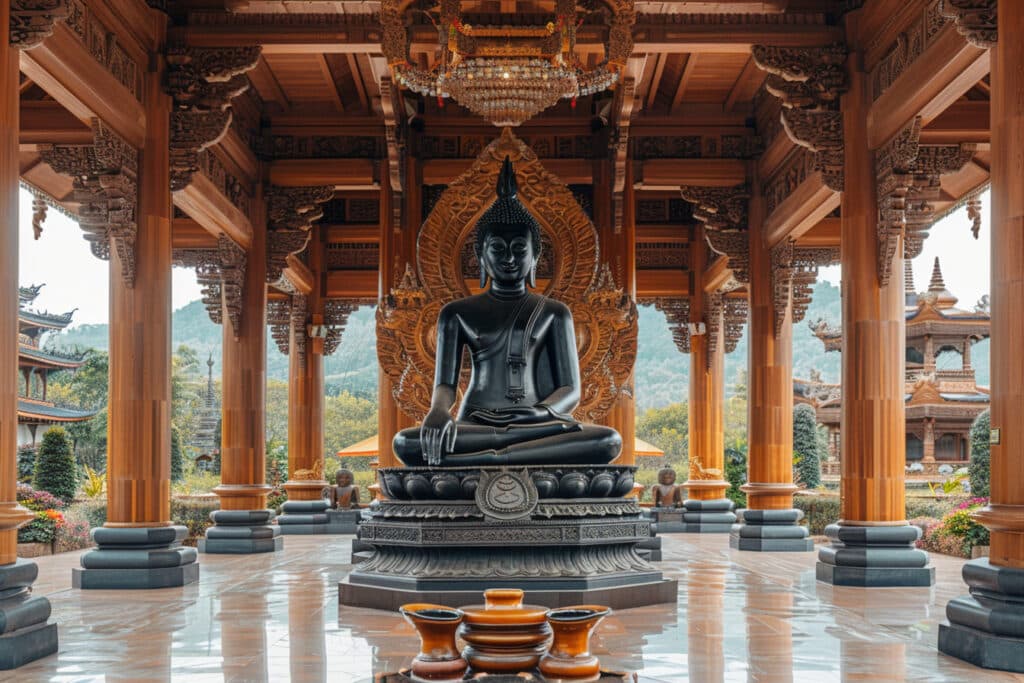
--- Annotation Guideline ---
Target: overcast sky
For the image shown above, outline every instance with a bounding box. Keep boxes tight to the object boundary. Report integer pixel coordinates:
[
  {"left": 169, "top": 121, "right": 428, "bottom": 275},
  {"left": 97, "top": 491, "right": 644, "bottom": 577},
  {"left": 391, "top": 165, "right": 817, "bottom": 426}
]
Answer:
[{"left": 17, "top": 187, "right": 992, "bottom": 326}]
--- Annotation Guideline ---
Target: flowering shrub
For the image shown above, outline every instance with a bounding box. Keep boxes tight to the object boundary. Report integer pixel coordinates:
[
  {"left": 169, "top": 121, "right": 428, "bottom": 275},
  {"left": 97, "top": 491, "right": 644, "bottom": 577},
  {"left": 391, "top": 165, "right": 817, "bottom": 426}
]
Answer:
[
  {"left": 54, "top": 518, "right": 92, "bottom": 553},
  {"left": 17, "top": 482, "right": 67, "bottom": 511},
  {"left": 916, "top": 498, "right": 990, "bottom": 558},
  {"left": 18, "top": 509, "right": 63, "bottom": 544}
]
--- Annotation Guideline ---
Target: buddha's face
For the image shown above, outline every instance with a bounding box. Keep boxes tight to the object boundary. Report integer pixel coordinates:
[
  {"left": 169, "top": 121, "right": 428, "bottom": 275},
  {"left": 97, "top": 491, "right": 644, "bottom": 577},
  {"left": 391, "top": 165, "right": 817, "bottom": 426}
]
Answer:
[
  {"left": 479, "top": 223, "right": 537, "bottom": 287},
  {"left": 337, "top": 470, "right": 352, "bottom": 487},
  {"left": 659, "top": 469, "right": 675, "bottom": 485}
]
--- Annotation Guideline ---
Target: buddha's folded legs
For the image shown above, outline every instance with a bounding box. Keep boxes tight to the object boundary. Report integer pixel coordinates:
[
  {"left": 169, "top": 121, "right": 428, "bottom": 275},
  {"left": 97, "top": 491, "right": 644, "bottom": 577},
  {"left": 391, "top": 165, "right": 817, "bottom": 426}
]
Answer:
[{"left": 392, "top": 423, "right": 620, "bottom": 467}]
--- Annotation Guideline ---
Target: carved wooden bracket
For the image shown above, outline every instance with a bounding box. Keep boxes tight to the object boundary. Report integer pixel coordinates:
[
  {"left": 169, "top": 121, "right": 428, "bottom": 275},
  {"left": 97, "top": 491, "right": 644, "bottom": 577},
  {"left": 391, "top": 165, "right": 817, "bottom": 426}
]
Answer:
[
  {"left": 39, "top": 118, "right": 139, "bottom": 287},
  {"left": 165, "top": 46, "right": 261, "bottom": 192},
  {"left": 781, "top": 109, "right": 844, "bottom": 192},
  {"left": 751, "top": 44, "right": 848, "bottom": 109},
  {"left": 652, "top": 298, "right": 691, "bottom": 354},
  {"left": 265, "top": 185, "right": 334, "bottom": 292},
  {"left": 266, "top": 229, "right": 311, "bottom": 293},
  {"left": 173, "top": 235, "right": 247, "bottom": 340},
  {"left": 323, "top": 299, "right": 366, "bottom": 356},
  {"left": 875, "top": 117, "right": 976, "bottom": 283},
  {"left": 10, "top": 0, "right": 68, "bottom": 49},
  {"left": 939, "top": 0, "right": 997, "bottom": 48},
  {"left": 722, "top": 296, "right": 747, "bottom": 355},
  {"left": 771, "top": 241, "right": 839, "bottom": 338}
]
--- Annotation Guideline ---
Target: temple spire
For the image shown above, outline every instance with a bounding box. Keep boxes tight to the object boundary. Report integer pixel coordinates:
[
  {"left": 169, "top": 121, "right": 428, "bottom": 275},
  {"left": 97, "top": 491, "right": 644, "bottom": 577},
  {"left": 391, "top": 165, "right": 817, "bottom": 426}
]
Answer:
[{"left": 928, "top": 257, "right": 946, "bottom": 292}]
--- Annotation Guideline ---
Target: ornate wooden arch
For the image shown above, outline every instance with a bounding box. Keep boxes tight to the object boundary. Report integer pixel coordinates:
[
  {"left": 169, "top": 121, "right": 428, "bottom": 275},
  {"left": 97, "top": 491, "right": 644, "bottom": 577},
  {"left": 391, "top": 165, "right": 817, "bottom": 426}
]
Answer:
[{"left": 378, "top": 128, "right": 637, "bottom": 423}]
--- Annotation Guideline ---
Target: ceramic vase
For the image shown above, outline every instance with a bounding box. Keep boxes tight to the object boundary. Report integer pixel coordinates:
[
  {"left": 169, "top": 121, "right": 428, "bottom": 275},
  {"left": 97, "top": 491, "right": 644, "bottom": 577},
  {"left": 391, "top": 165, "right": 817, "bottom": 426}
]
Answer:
[
  {"left": 458, "top": 588, "right": 553, "bottom": 673},
  {"left": 399, "top": 603, "right": 468, "bottom": 681},
  {"left": 538, "top": 605, "right": 611, "bottom": 681}
]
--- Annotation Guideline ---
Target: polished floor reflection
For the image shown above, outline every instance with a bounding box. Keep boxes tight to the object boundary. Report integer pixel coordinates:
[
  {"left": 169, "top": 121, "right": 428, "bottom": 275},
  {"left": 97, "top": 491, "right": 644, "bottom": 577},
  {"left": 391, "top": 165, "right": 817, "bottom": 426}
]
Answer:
[{"left": 11, "top": 534, "right": 1020, "bottom": 681}]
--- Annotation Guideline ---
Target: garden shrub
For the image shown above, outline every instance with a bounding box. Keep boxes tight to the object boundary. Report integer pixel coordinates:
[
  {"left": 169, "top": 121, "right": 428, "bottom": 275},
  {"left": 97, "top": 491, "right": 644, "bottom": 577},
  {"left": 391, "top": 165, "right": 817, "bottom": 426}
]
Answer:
[
  {"left": 792, "top": 404, "right": 822, "bottom": 489},
  {"left": 17, "top": 446, "right": 36, "bottom": 482},
  {"left": 33, "top": 427, "right": 77, "bottom": 502},
  {"left": 172, "top": 498, "right": 220, "bottom": 546},
  {"left": 725, "top": 448, "right": 747, "bottom": 508},
  {"left": 969, "top": 409, "right": 991, "bottom": 497},
  {"left": 793, "top": 495, "right": 841, "bottom": 535}
]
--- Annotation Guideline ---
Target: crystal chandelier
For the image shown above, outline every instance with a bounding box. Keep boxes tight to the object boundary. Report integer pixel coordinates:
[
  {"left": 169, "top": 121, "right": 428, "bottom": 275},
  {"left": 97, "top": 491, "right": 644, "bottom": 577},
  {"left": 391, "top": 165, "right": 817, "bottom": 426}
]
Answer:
[{"left": 382, "top": 0, "right": 635, "bottom": 127}]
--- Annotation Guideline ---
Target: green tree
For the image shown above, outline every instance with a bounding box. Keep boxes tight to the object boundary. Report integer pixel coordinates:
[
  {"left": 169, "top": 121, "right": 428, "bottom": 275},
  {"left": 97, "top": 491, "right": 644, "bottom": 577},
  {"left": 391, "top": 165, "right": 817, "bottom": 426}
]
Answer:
[
  {"left": 170, "top": 424, "right": 185, "bottom": 483},
  {"left": 33, "top": 427, "right": 77, "bottom": 503},
  {"left": 969, "top": 408, "right": 991, "bottom": 498},
  {"left": 792, "top": 403, "right": 821, "bottom": 489},
  {"left": 636, "top": 402, "right": 689, "bottom": 470}
]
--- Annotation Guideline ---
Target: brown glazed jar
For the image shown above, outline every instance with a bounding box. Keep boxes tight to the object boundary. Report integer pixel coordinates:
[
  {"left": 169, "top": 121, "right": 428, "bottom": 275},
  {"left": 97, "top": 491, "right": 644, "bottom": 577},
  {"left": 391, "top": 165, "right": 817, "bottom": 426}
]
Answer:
[
  {"left": 399, "top": 603, "right": 469, "bottom": 681},
  {"left": 538, "top": 605, "right": 611, "bottom": 681},
  {"left": 458, "top": 588, "right": 553, "bottom": 673}
]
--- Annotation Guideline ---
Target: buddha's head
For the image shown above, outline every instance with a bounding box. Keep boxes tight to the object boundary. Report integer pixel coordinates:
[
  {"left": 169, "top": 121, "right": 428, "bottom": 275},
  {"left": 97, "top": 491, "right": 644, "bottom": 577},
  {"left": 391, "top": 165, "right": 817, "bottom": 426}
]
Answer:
[
  {"left": 475, "top": 156, "right": 542, "bottom": 289},
  {"left": 336, "top": 468, "right": 353, "bottom": 487},
  {"left": 658, "top": 467, "right": 676, "bottom": 486}
]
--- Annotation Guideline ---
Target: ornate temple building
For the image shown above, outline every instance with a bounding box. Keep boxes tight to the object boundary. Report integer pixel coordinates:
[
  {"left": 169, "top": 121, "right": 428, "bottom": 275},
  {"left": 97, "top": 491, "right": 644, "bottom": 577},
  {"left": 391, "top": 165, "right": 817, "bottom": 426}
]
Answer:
[
  {"left": 16, "top": 284, "right": 94, "bottom": 447},
  {"left": 1, "top": 0, "right": 1023, "bottom": 677},
  {"left": 798, "top": 257, "right": 991, "bottom": 476}
]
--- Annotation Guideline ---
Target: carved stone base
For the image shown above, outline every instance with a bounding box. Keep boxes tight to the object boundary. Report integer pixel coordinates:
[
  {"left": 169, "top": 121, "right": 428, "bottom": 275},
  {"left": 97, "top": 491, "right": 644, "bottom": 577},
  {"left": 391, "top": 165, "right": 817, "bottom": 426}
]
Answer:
[
  {"left": 816, "top": 524, "right": 934, "bottom": 587},
  {"left": 683, "top": 498, "right": 737, "bottom": 533},
  {"left": 199, "top": 509, "right": 282, "bottom": 554},
  {"left": 343, "top": 465, "right": 676, "bottom": 611},
  {"left": 938, "top": 558, "right": 1024, "bottom": 672},
  {"left": 0, "top": 560, "right": 58, "bottom": 669},
  {"left": 72, "top": 526, "right": 199, "bottom": 589},
  {"left": 730, "top": 509, "right": 814, "bottom": 552}
]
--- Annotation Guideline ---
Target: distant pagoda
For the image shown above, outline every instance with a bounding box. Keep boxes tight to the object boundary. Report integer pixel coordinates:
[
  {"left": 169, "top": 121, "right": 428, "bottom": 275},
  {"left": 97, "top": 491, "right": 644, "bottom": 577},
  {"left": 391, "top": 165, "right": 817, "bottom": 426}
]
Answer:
[
  {"left": 190, "top": 354, "right": 219, "bottom": 468},
  {"left": 17, "top": 284, "right": 96, "bottom": 447},
  {"left": 797, "top": 258, "right": 990, "bottom": 477}
]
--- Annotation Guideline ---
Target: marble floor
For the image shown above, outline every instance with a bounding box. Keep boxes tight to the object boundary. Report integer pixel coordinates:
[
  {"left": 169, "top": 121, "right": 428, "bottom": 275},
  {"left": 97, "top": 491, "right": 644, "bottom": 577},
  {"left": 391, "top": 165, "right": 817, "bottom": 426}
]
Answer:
[{"left": 9, "top": 533, "right": 1023, "bottom": 682}]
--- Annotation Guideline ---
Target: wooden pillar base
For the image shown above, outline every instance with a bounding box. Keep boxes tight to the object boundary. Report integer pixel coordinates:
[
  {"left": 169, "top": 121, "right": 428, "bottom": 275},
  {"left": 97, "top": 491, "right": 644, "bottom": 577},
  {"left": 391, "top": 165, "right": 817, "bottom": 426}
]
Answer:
[
  {"left": 283, "top": 480, "right": 328, "bottom": 502},
  {"left": 212, "top": 484, "right": 273, "bottom": 512}
]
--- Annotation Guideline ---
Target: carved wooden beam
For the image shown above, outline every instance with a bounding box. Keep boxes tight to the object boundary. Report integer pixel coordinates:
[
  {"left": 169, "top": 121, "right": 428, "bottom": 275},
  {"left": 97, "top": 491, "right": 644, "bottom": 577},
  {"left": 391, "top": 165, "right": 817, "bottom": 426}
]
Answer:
[
  {"left": 939, "top": 0, "right": 997, "bottom": 48},
  {"left": 172, "top": 235, "right": 247, "bottom": 340},
  {"left": 39, "top": 118, "right": 139, "bottom": 286},
  {"left": 165, "top": 46, "right": 261, "bottom": 192},
  {"left": 10, "top": 0, "right": 69, "bottom": 49}
]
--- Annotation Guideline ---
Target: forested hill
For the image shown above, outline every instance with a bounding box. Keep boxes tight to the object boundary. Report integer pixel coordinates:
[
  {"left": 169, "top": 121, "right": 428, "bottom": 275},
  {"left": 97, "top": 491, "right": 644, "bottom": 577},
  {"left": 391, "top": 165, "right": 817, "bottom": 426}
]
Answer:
[{"left": 52, "top": 279, "right": 989, "bottom": 411}]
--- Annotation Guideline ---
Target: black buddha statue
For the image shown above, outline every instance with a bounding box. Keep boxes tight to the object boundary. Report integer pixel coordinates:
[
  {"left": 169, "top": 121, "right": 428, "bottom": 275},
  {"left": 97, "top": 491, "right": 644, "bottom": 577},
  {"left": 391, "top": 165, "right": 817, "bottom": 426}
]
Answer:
[{"left": 393, "top": 157, "right": 622, "bottom": 468}]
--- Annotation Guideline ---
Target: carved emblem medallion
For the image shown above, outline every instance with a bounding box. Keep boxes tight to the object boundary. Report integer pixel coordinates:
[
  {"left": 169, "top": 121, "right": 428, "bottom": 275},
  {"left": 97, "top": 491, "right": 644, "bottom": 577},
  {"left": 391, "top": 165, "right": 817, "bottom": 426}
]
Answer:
[{"left": 475, "top": 469, "right": 539, "bottom": 522}]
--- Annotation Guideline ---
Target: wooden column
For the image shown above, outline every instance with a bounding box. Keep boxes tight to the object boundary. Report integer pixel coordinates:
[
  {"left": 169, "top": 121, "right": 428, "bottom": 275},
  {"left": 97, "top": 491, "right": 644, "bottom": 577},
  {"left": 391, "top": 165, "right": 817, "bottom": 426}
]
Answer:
[
  {"left": 744, "top": 180, "right": 797, "bottom": 512},
  {"left": 595, "top": 158, "right": 637, "bottom": 465},
  {"left": 687, "top": 226, "right": 726, "bottom": 501},
  {"left": 837, "top": 63, "right": 906, "bottom": 528},
  {"left": 106, "top": 63, "right": 173, "bottom": 527},
  {"left": 376, "top": 174, "right": 414, "bottom": 467},
  {"left": 285, "top": 227, "right": 326, "bottom": 500},
  {"left": 215, "top": 187, "right": 269, "bottom": 511},
  {"left": 979, "top": 0, "right": 1024, "bottom": 569},
  {"left": 0, "top": 9, "right": 32, "bottom": 564}
]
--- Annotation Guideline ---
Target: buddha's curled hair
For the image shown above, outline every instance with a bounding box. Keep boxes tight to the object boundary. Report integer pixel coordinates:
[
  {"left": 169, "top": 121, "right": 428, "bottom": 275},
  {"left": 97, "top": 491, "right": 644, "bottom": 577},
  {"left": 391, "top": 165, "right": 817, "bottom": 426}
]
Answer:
[{"left": 474, "top": 156, "right": 543, "bottom": 258}]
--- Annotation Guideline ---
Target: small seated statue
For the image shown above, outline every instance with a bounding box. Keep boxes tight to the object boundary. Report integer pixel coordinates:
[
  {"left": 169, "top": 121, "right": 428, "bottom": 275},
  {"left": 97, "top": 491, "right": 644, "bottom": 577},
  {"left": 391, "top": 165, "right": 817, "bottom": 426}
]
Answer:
[
  {"left": 393, "top": 157, "right": 622, "bottom": 467},
  {"left": 322, "top": 468, "right": 360, "bottom": 509},
  {"left": 652, "top": 467, "right": 683, "bottom": 508}
]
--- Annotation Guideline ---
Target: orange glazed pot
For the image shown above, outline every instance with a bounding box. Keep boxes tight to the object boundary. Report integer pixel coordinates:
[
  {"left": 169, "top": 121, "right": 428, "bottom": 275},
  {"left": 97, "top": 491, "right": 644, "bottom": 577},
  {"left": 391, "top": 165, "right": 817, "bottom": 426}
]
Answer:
[
  {"left": 399, "top": 603, "right": 468, "bottom": 681},
  {"left": 458, "top": 588, "right": 553, "bottom": 673},
  {"left": 538, "top": 605, "right": 611, "bottom": 682}
]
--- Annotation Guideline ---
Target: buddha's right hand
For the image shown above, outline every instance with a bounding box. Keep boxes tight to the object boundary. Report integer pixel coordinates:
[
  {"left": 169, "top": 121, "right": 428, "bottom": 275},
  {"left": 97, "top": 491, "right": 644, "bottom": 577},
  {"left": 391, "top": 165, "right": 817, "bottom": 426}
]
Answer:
[{"left": 421, "top": 409, "right": 457, "bottom": 466}]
